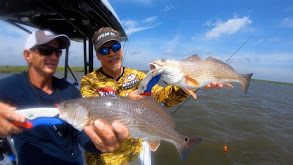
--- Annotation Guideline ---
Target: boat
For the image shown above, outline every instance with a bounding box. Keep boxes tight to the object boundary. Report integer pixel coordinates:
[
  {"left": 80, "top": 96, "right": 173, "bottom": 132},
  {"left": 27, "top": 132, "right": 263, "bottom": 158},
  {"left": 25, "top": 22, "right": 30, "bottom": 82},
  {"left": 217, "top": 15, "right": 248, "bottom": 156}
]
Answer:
[
  {"left": 0, "top": 0, "right": 127, "bottom": 82},
  {"left": 0, "top": 0, "right": 151, "bottom": 164}
]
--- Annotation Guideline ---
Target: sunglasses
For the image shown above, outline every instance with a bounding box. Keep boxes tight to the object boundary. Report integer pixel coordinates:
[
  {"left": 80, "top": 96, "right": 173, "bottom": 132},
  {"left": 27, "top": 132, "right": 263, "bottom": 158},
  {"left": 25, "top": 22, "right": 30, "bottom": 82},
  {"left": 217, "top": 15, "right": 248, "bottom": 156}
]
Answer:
[
  {"left": 97, "top": 43, "right": 121, "bottom": 56},
  {"left": 31, "top": 45, "right": 62, "bottom": 57}
]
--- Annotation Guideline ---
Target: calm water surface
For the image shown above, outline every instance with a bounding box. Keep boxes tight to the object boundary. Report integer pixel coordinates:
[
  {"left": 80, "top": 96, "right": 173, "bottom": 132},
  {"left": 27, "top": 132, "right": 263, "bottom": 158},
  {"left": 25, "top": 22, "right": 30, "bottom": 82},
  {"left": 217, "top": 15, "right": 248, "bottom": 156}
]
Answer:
[{"left": 1, "top": 72, "right": 293, "bottom": 165}]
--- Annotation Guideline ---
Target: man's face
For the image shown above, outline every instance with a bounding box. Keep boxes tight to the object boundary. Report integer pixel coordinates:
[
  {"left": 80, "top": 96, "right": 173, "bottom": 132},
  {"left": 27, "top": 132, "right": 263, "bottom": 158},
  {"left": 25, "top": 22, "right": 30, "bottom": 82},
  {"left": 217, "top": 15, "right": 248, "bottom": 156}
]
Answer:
[
  {"left": 96, "top": 40, "right": 123, "bottom": 72},
  {"left": 29, "top": 39, "right": 61, "bottom": 76}
]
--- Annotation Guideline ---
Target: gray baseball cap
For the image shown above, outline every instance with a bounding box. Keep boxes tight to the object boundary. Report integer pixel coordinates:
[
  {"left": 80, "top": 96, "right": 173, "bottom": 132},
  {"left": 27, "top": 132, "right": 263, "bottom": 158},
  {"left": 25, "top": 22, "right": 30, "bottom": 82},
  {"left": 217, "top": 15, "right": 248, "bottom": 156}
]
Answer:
[{"left": 24, "top": 29, "right": 70, "bottom": 49}]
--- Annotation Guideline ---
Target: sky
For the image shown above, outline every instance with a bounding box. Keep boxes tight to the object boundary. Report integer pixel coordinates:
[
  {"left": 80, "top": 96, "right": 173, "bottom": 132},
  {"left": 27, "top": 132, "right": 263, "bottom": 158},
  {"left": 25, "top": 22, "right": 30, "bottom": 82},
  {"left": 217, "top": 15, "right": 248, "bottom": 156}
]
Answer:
[{"left": 0, "top": 0, "right": 293, "bottom": 83}]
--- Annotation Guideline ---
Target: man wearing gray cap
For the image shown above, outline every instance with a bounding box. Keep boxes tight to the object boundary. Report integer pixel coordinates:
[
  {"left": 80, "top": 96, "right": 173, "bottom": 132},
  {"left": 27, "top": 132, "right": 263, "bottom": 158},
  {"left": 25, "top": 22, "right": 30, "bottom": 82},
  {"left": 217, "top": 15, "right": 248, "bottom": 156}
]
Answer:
[{"left": 0, "top": 29, "right": 129, "bottom": 165}]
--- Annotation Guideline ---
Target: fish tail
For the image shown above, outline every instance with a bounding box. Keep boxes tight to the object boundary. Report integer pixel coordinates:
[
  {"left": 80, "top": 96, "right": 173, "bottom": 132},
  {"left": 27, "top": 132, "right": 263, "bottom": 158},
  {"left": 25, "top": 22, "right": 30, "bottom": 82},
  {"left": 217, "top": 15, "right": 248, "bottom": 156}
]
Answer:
[
  {"left": 176, "top": 136, "right": 203, "bottom": 161},
  {"left": 241, "top": 73, "right": 253, "bottom": 94}
]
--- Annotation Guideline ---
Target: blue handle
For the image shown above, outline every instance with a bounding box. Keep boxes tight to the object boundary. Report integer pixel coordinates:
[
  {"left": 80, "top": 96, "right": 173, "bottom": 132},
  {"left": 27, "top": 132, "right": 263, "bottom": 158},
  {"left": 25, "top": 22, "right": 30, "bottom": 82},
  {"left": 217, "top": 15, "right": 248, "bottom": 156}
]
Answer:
[
  {"left": 144, "top": 74, "right": 161, "bottom": 93},
  {"left": 28, "top": 117, "right": 64, "bottom": 127}
]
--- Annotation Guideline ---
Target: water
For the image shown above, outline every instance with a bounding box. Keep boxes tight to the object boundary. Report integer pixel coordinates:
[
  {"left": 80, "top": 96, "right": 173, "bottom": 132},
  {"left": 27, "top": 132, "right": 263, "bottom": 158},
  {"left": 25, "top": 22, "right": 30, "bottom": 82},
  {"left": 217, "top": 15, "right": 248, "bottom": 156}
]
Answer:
[
  {"left": 1, "top": 72, "right": 293, "bottom": 165},
  {"left": 156, "top": 81, "right": 293, "bottom": 165}
]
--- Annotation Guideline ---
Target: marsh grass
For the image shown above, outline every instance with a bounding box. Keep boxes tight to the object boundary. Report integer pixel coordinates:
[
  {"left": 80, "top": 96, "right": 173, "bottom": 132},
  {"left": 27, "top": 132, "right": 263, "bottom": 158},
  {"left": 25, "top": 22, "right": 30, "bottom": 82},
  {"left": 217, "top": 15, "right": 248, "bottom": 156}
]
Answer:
[
  {"left": 251, "top": 79, "right": 293, "bottom": 86},
  {"left": 0, "top": 65, "right": 85, "bottom": 73}
]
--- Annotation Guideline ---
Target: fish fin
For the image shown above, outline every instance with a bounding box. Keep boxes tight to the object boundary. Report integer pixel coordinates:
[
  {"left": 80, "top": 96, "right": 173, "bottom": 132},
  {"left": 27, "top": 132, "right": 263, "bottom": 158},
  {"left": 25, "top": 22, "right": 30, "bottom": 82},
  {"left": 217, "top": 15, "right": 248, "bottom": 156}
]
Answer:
[
  {"left": 146, "top": 140, "right": 161, "bottom": 152},
  {"left": 135, "top": 96, "right": 175, "bottom": 128},
  {"left": 205, "top": 57, "right": 235, "bottom": 71},
  {"left": 241, "top": 73, "right": 253, "bottom": 94},
  {"left": 182, "top": 88, "right": 197, "bottom": 99},
  {"left": 205, "top": 56, "right": 225, "bottom": 64},
  {"left": 224, "top": 84, "right": 233, "bottom": 88},
  {"left": 176, "top": 136, "right": 203, "bottom": 161},
  {"left": 186, "top": 54, "right": 200, "bottom": 61},
  {"left": 185, "top": 76, "right": 200, "bottom": 87}
]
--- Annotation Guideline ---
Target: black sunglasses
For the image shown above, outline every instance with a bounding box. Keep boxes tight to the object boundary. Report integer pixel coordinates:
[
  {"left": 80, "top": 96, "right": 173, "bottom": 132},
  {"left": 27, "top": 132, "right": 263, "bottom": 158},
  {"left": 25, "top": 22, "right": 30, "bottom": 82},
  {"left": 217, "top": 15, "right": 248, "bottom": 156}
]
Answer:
[
  {"left": 31, "top": 45, "right": 62, "bottom": 57},
  {"left": 97, "top": 43, "right": 121, "bottom": 56}
]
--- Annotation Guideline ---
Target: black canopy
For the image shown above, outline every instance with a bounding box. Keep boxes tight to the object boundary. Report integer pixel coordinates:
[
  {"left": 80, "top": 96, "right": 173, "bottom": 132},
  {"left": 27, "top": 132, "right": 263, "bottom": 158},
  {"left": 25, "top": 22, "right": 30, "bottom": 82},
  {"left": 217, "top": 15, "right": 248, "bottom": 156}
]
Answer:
[
  {"left": 0, "top": 0, "right": 127, "bottom": 76},
  {"left": 0, "top": 0, "right": 127, "bottom": 40}
]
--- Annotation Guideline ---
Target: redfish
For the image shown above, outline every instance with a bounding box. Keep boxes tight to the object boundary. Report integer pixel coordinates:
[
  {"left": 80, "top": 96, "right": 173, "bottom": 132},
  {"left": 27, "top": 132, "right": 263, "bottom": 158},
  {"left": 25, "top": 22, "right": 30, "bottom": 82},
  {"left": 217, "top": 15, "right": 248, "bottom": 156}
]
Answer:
[
  {"left": 58, "top": 95, "right": 202, "bottom": 161},
  {"left": 149, "top": 54, "right": 253, "bottom": 99}
]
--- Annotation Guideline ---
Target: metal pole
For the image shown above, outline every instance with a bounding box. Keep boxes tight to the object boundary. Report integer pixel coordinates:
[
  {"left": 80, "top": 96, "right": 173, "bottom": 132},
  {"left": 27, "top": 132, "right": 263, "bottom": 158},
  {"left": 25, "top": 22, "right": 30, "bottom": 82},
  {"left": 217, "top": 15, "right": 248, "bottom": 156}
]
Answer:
[
  {"left": 83, "top": 37, "right": 88, "bottom": 75},
  {"left": 63, "top": 47, "right": 69, "bottom": 80},
  {"left": 89, "top": 39, "right": 94, "bottom": 72}
]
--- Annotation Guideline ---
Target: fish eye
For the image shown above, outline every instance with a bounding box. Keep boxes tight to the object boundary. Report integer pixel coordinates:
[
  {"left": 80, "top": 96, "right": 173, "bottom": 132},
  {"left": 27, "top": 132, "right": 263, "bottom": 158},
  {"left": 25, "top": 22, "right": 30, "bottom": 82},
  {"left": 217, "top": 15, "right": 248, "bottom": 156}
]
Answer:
[{"left": 63, "top": 103, "right": 67, "bottom": 108}]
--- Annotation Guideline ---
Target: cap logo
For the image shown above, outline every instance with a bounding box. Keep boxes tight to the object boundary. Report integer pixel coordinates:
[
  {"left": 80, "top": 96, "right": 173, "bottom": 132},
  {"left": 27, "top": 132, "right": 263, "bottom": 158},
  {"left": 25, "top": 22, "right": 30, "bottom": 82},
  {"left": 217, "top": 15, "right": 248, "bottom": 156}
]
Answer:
[{"left": 97, "top": 32, "right": 116, "bottom": 41}]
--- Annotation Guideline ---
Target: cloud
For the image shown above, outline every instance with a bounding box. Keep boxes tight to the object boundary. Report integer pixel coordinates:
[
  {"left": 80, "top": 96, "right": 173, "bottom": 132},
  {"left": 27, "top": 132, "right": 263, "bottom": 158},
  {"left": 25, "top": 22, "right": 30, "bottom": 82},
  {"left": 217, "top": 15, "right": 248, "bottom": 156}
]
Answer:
[
  {"left": 166, "top": 34, "right": 179, "bottom": 46},
  {"left": 112, "top": 0, "right": 152, "bottom": 5},
  {"left": 137, "top": 0, "right": 152, "bottom": 4},
  {"left": 227, "top": 57, "right": 260, "bottom": 64},
  {"left": 162, "top": 3, "right": 175, "bottom": 13},
  {"left": 227, "top": 52, "right": 293, "bottom": 66},
  {"left": 183, "top": 48, "right": 197, "bottom": 55},
  {"left": 127, "top": 23, "right": 161, "bottom": 35},
  {"left": 163, "top": 49, "right": 177, "bottom": 55},
  {"left": 127, "top": 48, "right": 141, "bottom": 55},
  {"left": 268, "top": 37, "right": 280, "bottom": 42},
  {"left": 285, "top": 6, "right": 293, "bottom": 12},
  {"left": 257, "top": 39, "right": 264, "bottom": 44},
  {"left": 282, "top": 17, "right": 293, "bottom": 27},
  {"left": 122, "top": 47, "right": 158, "bottom": 70},
  {"left": 122, "top": 20, "right": 134, "bottom": 27},
  {"left": 143, "top": 16, "right": 158, "bottom": 24},
  {"left": 205, "top": 16, "right": 252, "bottom": 39},
  {"left": 122, "top": 17, "right": 161, "bottom": 36},
  {"left": 203, "top": 20, "right": 212, "bottom": 26},
  {"left": 256, "top": 37, "right": 280, "bottom": 45},
  {"left": 234, "top": 64, "right": 293, "bottom": 83}
]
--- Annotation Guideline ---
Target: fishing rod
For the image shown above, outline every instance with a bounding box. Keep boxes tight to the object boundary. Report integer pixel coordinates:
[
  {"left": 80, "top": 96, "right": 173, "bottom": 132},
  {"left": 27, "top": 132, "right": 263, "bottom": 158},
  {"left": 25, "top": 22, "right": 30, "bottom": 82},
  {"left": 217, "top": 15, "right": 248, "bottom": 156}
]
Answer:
[
  {"left": 225, "top": 36, "right": 253, "bottom": 63},
  {"left": 122, "top": 18, "right": 134, "bottom": 59},
  {"left": 171, "top": 95, "right": 192, "bottom": 115},
  {"left": 171, "top": 36, "right": 253, "bottom": 115}
]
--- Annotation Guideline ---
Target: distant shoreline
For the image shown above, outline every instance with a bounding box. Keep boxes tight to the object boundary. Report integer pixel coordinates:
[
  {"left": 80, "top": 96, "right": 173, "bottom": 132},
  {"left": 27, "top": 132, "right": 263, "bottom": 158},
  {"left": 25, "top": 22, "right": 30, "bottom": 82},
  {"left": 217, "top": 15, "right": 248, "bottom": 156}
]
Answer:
[
  {"left": 1, "top": 65, "right": 292, "bottom": 86},
  {"left": 250, "top": 79, "right": 293, "bottom": 86},
  {"left": 0, "top": 65, "right": 85, "bottom": 73}
]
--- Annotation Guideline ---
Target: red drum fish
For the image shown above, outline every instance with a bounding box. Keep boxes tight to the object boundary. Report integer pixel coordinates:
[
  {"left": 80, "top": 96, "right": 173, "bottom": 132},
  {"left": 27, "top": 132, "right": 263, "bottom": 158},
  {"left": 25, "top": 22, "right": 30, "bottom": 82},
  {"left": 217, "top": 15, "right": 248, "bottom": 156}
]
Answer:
[
  {"left": 149, "top": 54, "right": 253, "bottom": 99},
  {"left": 58, "top": 95, "right": 202, "bottom": 161}
]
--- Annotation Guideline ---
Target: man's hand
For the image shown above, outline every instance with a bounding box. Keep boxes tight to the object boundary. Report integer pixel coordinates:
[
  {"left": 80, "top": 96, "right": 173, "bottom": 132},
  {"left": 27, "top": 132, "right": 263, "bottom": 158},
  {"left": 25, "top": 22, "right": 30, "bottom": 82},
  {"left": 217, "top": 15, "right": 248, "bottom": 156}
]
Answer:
[
  {"left": 127, "top": 90, "right": 143, "bottom": 100},
  {"left": 0, "top": 102, "right": 26, "bottom": 138},
  {"left": 203, "top": 82, "right": 224, "bottom": 89},
  {"left": 83, "top": 120, "right": 129, "bottom": 153}
]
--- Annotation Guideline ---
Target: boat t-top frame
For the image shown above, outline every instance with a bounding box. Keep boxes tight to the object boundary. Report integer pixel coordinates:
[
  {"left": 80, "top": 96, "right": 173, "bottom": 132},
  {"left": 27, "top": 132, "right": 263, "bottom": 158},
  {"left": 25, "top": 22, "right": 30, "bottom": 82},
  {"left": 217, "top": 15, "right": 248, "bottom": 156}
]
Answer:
[{"left": 0, "top": 0, "right": 127, "bottom": 82}]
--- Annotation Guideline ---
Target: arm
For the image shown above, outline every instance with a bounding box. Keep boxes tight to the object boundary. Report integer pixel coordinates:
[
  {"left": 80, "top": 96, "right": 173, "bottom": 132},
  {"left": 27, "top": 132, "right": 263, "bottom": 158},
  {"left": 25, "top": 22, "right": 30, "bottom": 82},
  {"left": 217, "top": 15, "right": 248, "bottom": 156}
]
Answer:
[
  {"left": 0, "top": 102, "right": 25, "bottom": 138},
  {"left": 151, "top": 85, "right": 188, "bottom": 107}
]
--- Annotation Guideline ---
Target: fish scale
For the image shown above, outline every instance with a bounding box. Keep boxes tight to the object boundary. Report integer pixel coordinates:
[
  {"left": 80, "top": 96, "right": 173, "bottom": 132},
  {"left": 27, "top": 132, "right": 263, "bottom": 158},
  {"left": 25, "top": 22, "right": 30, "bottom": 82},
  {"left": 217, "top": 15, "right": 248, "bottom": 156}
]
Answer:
[
  {"left": 58, "top": 95, "right": 203, "bottom": 161},
  {"left": 181, "top": 58, "right": 241, "bottom": 84}
]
